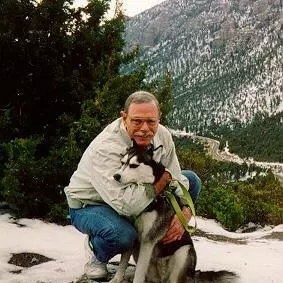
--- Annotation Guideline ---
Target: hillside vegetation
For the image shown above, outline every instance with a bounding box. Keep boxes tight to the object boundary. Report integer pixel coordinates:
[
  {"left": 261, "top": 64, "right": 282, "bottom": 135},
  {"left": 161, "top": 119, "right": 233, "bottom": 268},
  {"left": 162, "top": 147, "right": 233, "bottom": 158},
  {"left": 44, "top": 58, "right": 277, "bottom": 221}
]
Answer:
[
  {"left": 215, "top": 112, "right": 283, "bottom": 162},
  {"left": 124, "top": 0, "right": 283, "bottom": 162},
  {"left": 174, "top": 136, "right": 283, "bottom": 231}
]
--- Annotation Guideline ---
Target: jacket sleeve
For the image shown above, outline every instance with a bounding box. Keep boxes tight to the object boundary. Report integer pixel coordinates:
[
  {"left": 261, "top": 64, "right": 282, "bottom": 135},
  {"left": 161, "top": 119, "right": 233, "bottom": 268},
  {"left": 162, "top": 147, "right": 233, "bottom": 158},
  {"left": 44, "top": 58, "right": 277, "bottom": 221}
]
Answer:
[
  {"left": 89, "top": 148, "right": 156, "bottom": 217},
  {"left": 160, "top": 132, "right": 190, "bottom": 194}
]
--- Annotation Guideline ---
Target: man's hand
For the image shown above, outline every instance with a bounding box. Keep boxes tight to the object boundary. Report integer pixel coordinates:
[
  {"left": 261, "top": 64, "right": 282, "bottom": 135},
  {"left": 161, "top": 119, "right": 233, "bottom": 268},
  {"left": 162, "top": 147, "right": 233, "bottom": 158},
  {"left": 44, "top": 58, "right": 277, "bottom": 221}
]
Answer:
[
  {"left": 154, "top": 171, "right": 172, "bottom": 195},
  {"left": 161, "top": 206, "right": 192, "bottom": 244}
]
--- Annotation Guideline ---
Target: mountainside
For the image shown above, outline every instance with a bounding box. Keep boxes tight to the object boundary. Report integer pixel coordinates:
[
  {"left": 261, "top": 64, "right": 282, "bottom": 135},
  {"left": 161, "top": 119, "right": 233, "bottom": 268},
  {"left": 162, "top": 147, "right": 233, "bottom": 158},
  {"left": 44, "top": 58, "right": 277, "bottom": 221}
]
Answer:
[{"left": 124, "top": 0, "right": 283, "bottom": 133}]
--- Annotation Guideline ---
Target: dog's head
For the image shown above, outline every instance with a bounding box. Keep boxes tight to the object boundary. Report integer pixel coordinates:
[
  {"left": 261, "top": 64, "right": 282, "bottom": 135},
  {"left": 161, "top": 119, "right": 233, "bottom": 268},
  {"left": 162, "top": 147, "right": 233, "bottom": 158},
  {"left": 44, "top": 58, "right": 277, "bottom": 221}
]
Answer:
[{"left": 114, "top": 145, "right": 165, "bottom": 184}]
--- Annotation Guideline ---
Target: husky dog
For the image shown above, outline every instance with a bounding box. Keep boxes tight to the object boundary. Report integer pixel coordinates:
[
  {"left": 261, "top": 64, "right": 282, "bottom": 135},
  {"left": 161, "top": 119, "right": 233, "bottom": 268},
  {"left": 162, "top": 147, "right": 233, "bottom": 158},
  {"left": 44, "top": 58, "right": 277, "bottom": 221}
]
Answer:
[{"left": 110, "top": 145, "right": 197, "bottom": 283}]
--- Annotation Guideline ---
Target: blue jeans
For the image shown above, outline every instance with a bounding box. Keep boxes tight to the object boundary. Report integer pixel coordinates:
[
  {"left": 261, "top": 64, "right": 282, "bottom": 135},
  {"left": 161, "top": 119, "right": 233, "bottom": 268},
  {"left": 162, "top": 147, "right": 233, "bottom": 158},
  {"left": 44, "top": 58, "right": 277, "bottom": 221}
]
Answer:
[
  {"left": 182, "top": 170, "right": 201, "bottom": 203},
  {"left": 70, "top": 205, "right": 137, "bottom": 263},
  {"left": 70, "top": 170, "right": 201, "bottom": 262}
]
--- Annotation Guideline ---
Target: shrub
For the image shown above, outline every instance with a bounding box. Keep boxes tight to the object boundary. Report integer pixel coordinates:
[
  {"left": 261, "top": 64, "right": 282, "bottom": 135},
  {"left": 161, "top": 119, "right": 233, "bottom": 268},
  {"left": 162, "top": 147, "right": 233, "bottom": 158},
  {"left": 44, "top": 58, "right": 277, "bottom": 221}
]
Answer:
[
  {"left": 46, "top": 203, "right": 69, "bottom": 225},
  {"left": 197, "top": 185, "right": 246, "bottom": 231},
  {"left": 1, "top": 137, "right": 73, "bottom": 222},
  {"left": 175, "top": 140, "right": 283, "bottom": 230},
  {"left": 234, "top": 175, "right": 283, "bottom": 226}
]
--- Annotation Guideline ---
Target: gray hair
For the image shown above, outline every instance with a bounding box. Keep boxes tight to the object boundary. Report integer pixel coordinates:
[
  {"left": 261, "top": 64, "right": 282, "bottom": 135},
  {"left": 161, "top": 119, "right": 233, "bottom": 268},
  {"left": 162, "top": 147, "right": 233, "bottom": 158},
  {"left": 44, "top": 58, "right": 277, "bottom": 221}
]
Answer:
[{"left": 124, "top": 91, "right": 160, "bottom": 115}]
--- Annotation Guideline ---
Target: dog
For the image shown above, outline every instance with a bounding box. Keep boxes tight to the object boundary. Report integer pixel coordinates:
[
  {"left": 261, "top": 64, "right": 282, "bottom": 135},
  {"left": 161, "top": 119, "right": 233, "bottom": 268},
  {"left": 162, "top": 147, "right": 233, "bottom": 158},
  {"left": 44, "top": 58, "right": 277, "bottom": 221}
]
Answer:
[{"left": 109, "top": 145, "right": 197, "bottom": 283}]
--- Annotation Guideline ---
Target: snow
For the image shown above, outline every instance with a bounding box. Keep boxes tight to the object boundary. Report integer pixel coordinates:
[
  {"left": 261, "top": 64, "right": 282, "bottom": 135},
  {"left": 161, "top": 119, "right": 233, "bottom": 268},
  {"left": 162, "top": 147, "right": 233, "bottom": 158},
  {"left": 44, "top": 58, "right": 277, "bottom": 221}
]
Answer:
[
  {"left": 0, "top": 213, "right": 282, "bottom": 283},
  {"left": 196, "top": 218, "right": 283, "bottom": 283}
]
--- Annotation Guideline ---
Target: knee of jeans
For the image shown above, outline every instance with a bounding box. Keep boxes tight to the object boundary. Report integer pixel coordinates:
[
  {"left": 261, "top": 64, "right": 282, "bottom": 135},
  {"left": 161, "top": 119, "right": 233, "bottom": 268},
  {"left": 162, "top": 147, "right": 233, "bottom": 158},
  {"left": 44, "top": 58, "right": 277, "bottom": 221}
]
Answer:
[
  {"left": 119, "top": 225, "right": 138, "bottom": 252},
  {"left": 182, "top": 170, "right": 201, "bottom": 201}
]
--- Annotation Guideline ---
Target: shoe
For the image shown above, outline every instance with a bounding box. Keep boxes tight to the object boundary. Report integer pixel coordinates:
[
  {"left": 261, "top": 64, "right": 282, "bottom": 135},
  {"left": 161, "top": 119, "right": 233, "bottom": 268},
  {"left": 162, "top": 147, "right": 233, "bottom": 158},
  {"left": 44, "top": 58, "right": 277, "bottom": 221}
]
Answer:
[
  {"left": 84, "top": 255, "right": 108, "bottom": 279},
  {"left": 84, "top": 236, "right": 108, "bottom": 279}
]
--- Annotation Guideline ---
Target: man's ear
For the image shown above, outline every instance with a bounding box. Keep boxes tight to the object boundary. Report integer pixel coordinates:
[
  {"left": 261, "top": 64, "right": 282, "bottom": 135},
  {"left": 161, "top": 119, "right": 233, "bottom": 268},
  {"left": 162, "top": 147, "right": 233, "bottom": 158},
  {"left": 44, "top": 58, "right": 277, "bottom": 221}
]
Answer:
[{"left": 120, "top": 111, "right": 127, "bottom": 120}]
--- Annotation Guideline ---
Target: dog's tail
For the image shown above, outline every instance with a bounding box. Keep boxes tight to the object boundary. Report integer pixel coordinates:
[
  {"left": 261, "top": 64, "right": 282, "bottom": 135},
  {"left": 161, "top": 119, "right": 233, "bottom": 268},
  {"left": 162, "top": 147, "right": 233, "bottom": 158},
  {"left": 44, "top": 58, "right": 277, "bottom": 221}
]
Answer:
[{"left": 191, "top": 270, "right": 239, "bottom": 283}]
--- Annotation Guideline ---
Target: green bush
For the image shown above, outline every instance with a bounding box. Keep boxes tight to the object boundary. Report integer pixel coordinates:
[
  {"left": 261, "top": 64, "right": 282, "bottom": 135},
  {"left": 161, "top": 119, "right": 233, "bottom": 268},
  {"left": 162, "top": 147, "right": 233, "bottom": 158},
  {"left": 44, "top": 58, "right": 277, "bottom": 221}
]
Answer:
[
  {"left": 234, "top": 175, "right": 283, "bottom": 226},
  {"left": 197, "top": 185, "right": 246, "bottom": 231},
  {"left": 175, "top": 139, "right": 283, "bottom": 230},
  {"left": 2, "top": 137, "right": 45, "bottom": 217},
  {"left": 1, "top": 137, "right": 73, "bottom": 222},
  {"left": 46, "top": 203, "right": 69, "bottom": 225}
]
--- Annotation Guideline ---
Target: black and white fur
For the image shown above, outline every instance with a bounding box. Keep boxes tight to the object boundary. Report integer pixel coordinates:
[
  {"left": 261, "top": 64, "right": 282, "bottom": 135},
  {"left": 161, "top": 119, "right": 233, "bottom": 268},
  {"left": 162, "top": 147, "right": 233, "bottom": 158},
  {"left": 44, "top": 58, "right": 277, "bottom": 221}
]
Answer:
[{"left": 110, "top": 146, "right": 197, "bottom": 283}]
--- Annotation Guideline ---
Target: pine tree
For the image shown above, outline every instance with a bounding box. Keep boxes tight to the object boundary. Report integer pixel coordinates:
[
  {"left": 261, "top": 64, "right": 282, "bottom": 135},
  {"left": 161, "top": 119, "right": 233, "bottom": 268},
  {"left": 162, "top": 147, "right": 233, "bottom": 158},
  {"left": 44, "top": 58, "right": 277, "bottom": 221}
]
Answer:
[{"left": 0, "top": 0, "right": 160, "bottom": 221}]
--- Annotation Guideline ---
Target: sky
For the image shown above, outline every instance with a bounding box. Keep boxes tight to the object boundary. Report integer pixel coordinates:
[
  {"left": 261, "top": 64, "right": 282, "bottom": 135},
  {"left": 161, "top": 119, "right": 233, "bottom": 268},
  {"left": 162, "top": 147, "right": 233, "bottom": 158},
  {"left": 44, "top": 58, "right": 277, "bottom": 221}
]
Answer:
[
  {"left": 114, "top": 0, "right": 166, "bottom": 16},
  {"left": 1, "top": 213, "right": 283, "bottom": 283},
  {"left": 74, "top": 0, "right": 166, "bottom": 17}
]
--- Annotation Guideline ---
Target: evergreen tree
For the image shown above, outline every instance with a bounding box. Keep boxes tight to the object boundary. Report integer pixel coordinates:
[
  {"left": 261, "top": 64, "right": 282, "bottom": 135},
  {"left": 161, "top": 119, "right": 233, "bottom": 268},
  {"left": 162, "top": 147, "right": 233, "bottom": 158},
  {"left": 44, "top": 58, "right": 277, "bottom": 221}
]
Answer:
[{"left": 0, "top": 0, "right": 172, "bottom": 222}]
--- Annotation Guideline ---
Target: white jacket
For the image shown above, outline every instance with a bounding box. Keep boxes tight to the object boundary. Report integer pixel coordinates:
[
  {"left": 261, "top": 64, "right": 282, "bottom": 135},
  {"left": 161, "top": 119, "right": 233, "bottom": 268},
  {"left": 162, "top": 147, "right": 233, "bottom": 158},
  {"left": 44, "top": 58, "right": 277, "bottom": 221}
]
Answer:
[{"left": 64, "top": 117, "right": 189, "bottom": 217}]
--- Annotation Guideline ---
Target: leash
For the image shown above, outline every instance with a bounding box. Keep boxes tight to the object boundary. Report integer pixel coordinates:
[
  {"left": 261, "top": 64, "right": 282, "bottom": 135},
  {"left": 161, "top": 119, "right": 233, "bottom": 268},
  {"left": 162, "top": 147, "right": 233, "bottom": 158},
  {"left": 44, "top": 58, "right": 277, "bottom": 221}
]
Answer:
[{"left": 164, "top": 180, "right": 197, "bottom": 234}]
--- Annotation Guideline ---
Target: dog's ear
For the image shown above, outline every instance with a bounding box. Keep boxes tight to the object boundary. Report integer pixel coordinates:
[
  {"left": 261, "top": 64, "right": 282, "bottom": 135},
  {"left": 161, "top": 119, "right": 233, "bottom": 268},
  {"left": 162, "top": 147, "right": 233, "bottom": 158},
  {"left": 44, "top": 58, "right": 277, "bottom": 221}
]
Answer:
[
  {"left": 151, "top": 162, "right": 166, "bottom": 182},
  {"left": 127, "top": 147, "right": 137, "bottom": 160}
]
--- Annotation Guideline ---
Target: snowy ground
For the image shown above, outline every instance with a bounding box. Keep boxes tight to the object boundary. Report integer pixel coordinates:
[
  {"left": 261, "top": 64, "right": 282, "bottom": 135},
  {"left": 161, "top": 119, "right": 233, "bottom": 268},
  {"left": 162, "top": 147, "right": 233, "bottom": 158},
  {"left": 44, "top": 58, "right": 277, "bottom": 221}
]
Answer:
[{"left": 0, "top": 213, "right": 282, "bottom": 283}]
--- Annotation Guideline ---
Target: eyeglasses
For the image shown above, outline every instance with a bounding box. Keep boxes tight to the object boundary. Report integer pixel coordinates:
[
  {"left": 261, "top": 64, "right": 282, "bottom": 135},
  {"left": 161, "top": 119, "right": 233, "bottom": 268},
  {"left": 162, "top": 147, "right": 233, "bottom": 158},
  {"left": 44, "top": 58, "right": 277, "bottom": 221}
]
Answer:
[{"left": 128, "top": 117, "right": 159, "bottom": 127}]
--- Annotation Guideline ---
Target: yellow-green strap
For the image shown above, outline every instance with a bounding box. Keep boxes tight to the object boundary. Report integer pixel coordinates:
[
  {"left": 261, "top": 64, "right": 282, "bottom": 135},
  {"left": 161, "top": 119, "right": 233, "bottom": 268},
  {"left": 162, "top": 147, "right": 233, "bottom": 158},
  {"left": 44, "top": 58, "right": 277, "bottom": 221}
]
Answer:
[
  {"left": 178, "top": 181, "right": 196, "bottom": 217},
  {"left": 164, "top": 181, "right": 197, "bottom": 234}
]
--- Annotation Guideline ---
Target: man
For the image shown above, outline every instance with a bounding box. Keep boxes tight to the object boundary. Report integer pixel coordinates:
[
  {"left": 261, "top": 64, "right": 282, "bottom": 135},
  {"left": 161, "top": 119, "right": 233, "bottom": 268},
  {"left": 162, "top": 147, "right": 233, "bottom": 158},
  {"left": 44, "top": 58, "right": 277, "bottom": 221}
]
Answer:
[{"left": 64, "top": 91, "right": 201, "bottom": 280}]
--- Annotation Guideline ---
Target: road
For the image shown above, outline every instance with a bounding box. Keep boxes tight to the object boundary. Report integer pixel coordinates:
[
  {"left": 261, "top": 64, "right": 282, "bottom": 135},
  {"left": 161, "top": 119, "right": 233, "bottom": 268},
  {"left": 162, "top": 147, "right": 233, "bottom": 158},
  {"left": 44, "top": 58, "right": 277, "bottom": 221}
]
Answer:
[
  {"left": 170, "top": 129, "right": 283, "bottom": 184},
  {"left": 194, "top": 134, "right": 283, "bottom": 184}
]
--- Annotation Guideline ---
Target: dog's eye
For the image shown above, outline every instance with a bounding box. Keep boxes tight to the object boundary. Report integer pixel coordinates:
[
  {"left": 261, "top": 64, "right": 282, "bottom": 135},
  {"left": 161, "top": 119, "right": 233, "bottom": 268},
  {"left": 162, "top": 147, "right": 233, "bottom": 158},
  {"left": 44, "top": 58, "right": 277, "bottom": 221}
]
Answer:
[{"left": 129, "top": 164, "right": 139, "bottom": 168}]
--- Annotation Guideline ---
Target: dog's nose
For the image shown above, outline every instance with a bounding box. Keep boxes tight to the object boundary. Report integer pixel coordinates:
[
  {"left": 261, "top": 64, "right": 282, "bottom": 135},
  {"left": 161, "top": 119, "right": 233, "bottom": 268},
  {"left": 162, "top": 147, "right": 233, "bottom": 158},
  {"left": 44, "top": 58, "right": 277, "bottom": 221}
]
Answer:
[{"left": 113, "top": 174, "right": 121, "bottom": 181}]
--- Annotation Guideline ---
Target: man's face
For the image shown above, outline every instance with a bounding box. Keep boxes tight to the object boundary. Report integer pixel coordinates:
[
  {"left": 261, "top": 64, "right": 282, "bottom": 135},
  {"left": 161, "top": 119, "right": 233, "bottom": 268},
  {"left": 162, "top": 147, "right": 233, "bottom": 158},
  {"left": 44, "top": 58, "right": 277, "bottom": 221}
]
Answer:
[{"left": 121, "top": 101, "right": 160, "bottom": 148}]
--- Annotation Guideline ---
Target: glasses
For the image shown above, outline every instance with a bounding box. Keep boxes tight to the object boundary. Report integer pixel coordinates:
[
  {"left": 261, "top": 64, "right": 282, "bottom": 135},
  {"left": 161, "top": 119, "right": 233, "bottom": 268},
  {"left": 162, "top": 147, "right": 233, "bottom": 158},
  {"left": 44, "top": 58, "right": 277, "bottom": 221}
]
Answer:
[{"left": 128, "top": 117, "right": 159, "bottom": 127}]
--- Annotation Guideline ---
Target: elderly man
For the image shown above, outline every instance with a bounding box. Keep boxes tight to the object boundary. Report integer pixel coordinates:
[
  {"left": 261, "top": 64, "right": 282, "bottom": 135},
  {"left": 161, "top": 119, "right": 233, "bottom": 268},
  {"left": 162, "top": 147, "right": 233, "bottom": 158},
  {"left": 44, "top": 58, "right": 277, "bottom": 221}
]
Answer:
[{"left": 64, "top": 91, "right": 201, "bottom": 280}]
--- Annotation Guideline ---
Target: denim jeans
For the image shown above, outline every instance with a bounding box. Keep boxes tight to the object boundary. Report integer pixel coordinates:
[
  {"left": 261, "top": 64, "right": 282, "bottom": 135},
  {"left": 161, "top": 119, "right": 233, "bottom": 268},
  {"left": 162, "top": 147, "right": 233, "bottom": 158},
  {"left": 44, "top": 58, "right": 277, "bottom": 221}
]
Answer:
[
  {"left": 182, "top": 169, "right": 201, "bottom": 203},
  {"left": 69, "top": 170, "right": 201, "bottom": 262},
  {"left": 70, "top": 205, "right": 137, "bottom": 263}
]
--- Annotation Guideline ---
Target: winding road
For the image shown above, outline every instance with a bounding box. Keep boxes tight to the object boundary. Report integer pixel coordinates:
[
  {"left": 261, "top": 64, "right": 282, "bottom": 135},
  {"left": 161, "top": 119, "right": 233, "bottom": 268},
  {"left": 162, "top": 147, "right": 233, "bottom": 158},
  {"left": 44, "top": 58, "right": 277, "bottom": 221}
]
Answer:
[{"left": 171, "top": 129, "right": 283, "bottom": 184}]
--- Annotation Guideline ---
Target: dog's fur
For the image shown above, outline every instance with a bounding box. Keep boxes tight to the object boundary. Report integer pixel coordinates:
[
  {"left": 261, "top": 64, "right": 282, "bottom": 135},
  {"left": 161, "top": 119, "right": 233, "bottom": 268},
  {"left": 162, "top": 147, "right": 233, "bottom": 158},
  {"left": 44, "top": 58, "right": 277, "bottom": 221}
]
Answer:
[{"left": 110, "top": 146, "right": 197, "bottom": 283}]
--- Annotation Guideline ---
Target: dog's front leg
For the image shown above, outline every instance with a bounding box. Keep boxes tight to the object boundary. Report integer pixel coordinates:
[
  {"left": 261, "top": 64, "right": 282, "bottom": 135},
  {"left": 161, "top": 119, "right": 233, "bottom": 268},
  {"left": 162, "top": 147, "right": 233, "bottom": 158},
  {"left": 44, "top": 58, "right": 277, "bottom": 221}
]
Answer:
[
  {"left": 109, "top": 249, "right": 132, "bottom": 283},
  {"left": 133, "top": 241, "right": 155, "bottom": 283}
]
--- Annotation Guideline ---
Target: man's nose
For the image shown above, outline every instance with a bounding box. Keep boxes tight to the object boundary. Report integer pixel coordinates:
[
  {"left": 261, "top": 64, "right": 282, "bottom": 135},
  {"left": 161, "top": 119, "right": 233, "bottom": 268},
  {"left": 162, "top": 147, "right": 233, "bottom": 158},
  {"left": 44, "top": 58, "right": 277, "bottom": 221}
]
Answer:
[
  {"left": 113, "top": 174, "right": 121, "bottom": 181},
  {"left": 140, "top": 121, "right": 150, "bottom": 131}
]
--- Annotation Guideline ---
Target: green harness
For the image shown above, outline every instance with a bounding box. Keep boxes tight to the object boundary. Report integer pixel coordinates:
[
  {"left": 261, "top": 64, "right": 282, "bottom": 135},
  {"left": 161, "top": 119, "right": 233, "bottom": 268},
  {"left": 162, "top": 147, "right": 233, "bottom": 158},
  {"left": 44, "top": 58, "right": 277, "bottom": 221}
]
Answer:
[
  {"left": 134, "top": 181, "right": 197, "bottom": 234},
  {"left": 164, "top": 181, "right": 197, "bottom": 234}
]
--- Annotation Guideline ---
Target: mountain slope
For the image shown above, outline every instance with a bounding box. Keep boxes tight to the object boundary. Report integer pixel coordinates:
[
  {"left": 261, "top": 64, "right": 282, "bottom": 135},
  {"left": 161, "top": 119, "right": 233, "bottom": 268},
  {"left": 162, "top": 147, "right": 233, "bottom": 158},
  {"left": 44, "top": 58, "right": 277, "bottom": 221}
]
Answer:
[{"left": 124, "top": 0, "right": 283, "bottom": 133}]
